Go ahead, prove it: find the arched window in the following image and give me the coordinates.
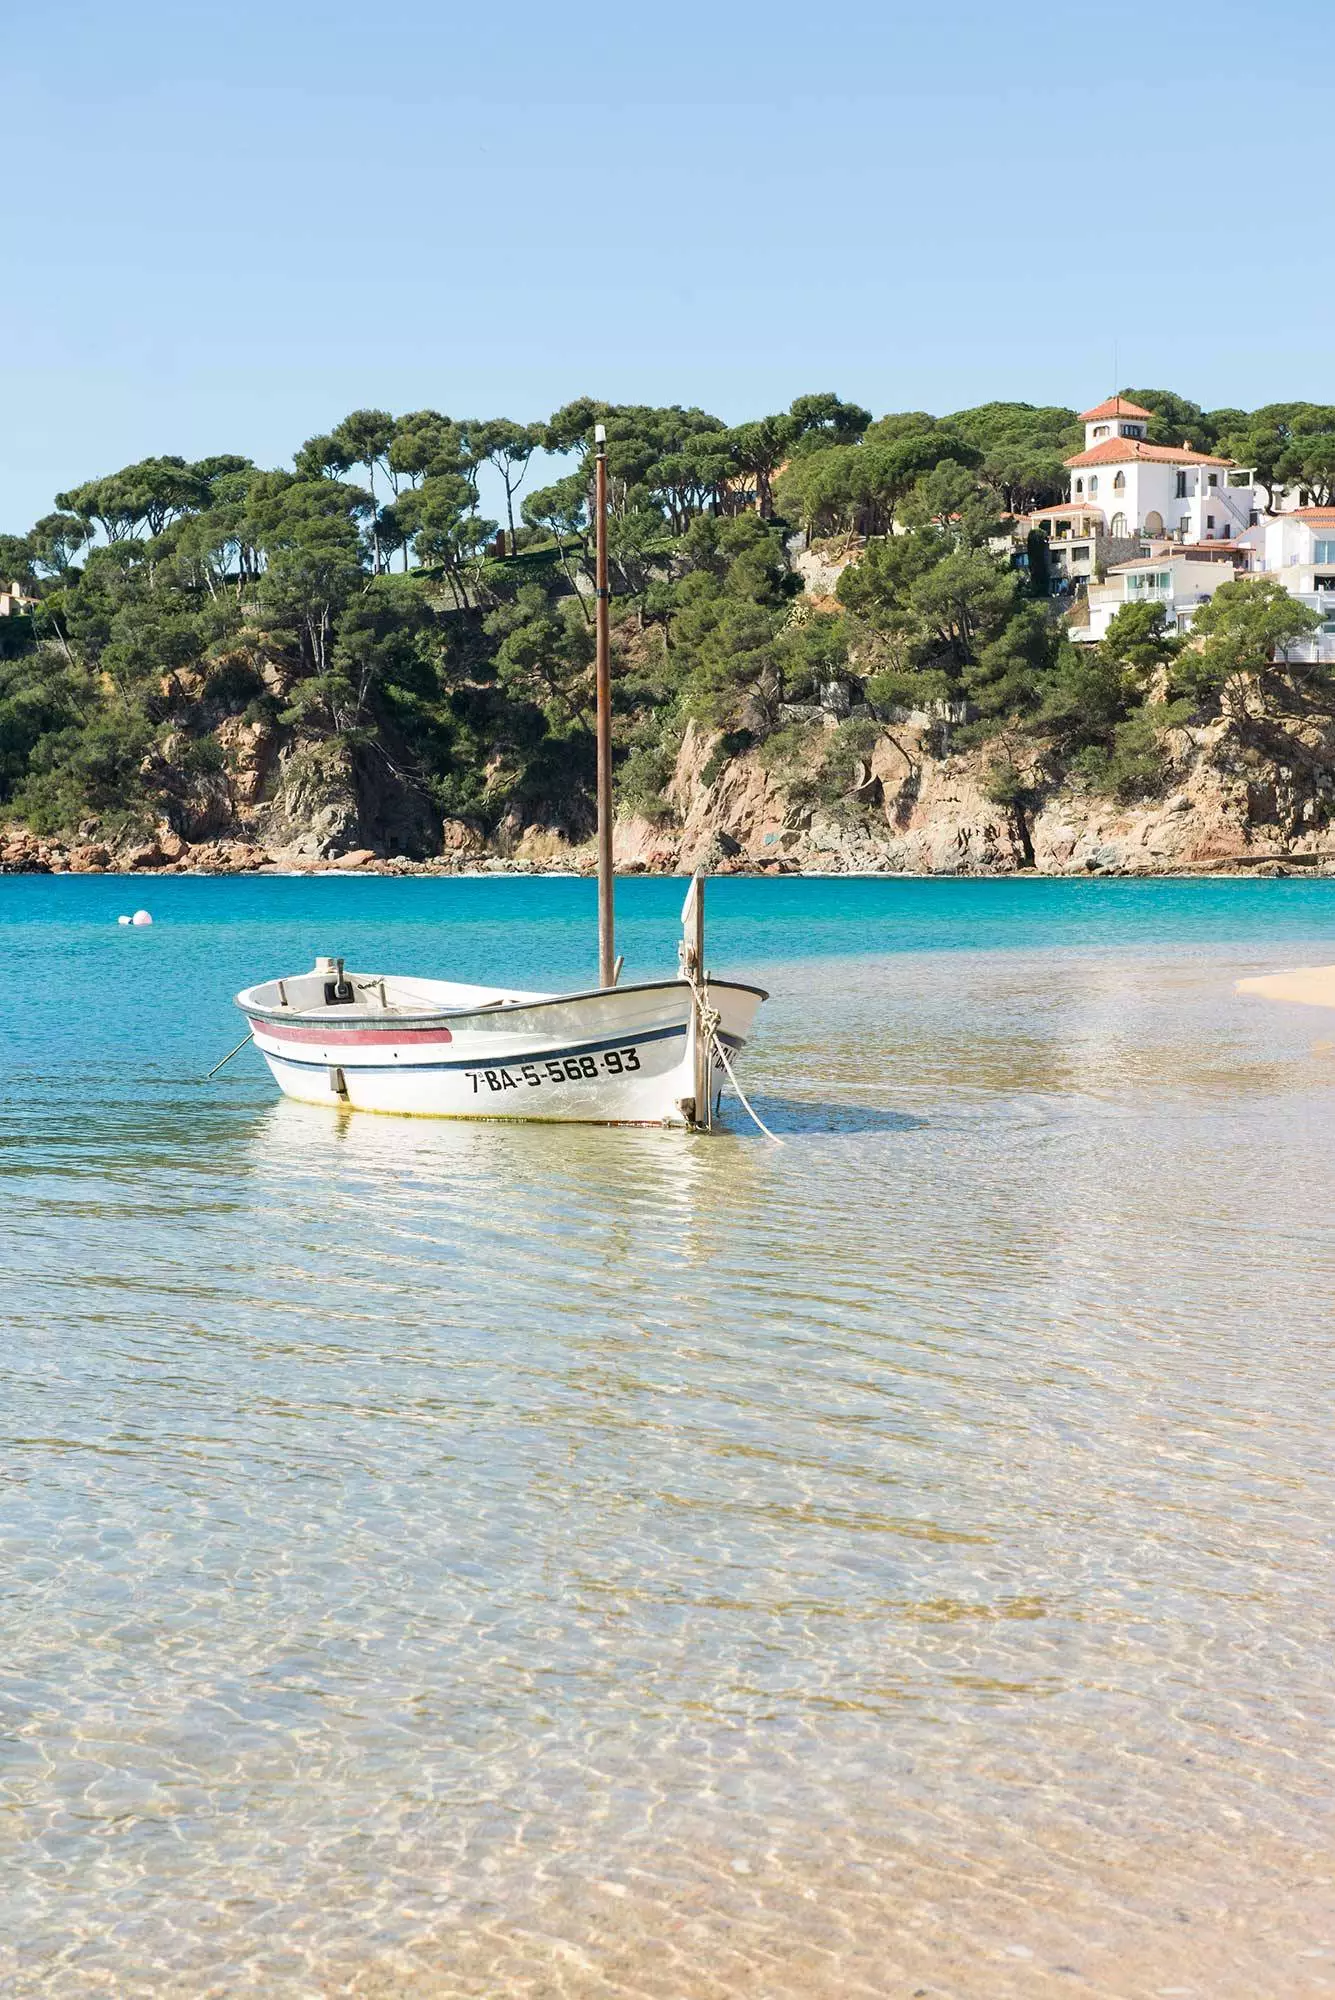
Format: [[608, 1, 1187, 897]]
[[1113, 471, 1126, 491], [1110, 512, 1128, 538], [1075, 478, 1084, 495], [1089, 476, 1099, 496]]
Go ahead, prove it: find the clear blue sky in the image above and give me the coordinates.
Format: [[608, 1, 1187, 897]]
[[3, 0, 1330, 531]]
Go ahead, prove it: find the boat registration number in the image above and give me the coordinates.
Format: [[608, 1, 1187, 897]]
[[467, 1047, 642, 1094]]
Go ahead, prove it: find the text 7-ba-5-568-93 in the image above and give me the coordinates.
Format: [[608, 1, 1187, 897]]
[[466, 1046, 642, 1095]]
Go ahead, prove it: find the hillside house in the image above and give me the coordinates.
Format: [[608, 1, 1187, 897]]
[[1240, 507, 1335, 660], [1079, 545, 1251, 643], [1065, 398, 1258, 545], [1014, 498, 1141, 589]]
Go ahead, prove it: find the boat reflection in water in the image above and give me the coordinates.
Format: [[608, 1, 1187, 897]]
[[243, 1081, 773, 1286]]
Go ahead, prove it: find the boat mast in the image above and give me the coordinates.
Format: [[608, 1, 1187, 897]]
[[594, 421, 615, 987]]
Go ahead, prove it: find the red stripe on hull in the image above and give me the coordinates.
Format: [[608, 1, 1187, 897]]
[[250, 1018, 453, 1046]]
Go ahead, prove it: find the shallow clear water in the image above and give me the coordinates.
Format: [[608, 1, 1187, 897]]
[[3, 877, 1335, 1997]]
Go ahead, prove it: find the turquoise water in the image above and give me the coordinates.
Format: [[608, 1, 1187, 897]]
[[5, 870, 1335, 1090], [4, 877, 1335, 1997]]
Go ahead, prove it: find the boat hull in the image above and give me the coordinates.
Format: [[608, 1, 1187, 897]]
[[237, 975, 765, 1126]]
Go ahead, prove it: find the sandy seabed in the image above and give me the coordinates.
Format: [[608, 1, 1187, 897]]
[[8, 928, 1335, 2000], [330, 1829, 1334, 1999]]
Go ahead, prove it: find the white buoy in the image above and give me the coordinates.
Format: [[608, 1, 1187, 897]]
[[131, 910, 153, 926], [118, 914, 132, 926]]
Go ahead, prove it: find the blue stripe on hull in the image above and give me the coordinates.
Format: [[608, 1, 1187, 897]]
[[261, 1020, 743, 1075]]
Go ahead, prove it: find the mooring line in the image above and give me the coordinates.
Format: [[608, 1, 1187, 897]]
[[687, 973, 783, 1145], [206, 1032, 254, 1079]]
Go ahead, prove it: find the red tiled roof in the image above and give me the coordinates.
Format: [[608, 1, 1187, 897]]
[[1079, 395, 1154, 423], [1288, 507, 1335, 521], [1023, 502, 1106, 519], [1065, 438, 1234, 469]]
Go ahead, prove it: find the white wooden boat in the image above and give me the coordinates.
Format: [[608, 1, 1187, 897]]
[[235, 929, 765, 1127]]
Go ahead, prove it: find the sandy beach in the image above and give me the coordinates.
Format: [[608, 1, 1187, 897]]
[[1238, 963, 1335, 1007]]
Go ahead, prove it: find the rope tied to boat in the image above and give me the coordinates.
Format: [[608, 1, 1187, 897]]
[[205, 1031, 254, 1079], [686, 970, 783, 1146]]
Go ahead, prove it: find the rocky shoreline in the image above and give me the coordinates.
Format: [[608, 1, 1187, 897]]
[[4, 852, 1327, 879], [6, 705, 1335, 882], [5, 832, 1329, 885]]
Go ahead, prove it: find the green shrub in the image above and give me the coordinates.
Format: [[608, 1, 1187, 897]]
[[1074, 699, 1192, 801], [815, 716, 880, 804], [865, 667, 952, 712], [179, 732, 225, 775], [701, 728, 755, 788], [204, 655, 265, 709], [982, 760, 1030, 809], [13, 712, 153, 833], [615, 741, 678, 821]]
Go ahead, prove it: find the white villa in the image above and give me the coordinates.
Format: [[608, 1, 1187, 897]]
[[1064, 396, 1258, 545], [1017, 394, 1267, 607]]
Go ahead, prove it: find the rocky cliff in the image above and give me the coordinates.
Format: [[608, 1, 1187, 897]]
[[5, 693, 1335, 877], [617, 706, 1335, 877]]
